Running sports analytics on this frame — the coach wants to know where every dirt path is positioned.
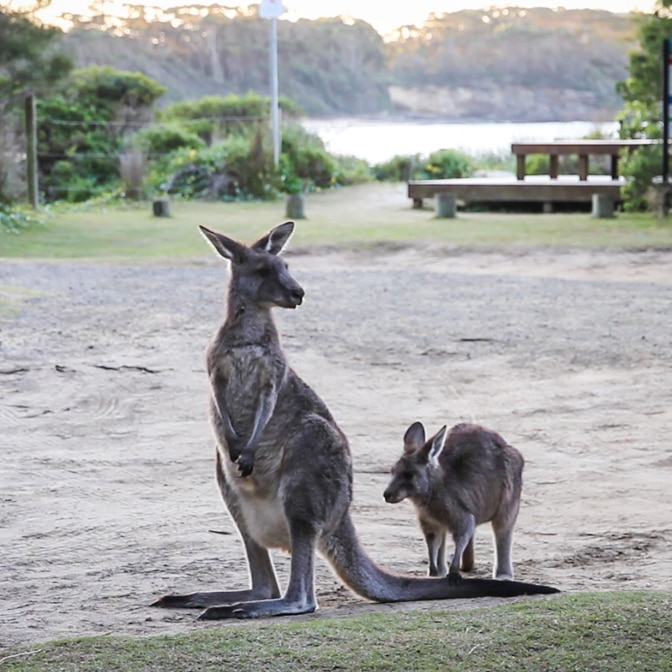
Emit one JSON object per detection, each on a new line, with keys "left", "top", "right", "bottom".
{"left": 1, "top": 246, "right": 671, "bottom": 648}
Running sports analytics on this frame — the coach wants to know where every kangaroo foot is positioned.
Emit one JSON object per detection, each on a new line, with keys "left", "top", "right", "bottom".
{"left": 447, "top": 571, "right": 462, "bottom": 585}
{"left": 152, "top": 590, "right": 260, "bottom": 609}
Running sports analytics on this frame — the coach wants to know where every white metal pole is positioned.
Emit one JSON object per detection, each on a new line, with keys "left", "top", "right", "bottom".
{"left": 270, "top": 16, "right": 280, "bottom": 166}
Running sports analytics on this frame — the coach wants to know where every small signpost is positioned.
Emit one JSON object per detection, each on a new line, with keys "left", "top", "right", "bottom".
{"left": 662, "top": 38, "right": 672, "bottom": 215}
{"left": 260, "top": 0, "right": 285, "bottom": 167}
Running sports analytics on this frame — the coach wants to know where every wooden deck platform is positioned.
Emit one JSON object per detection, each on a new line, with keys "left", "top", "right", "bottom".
{"left": 408, "top": 175, "right": 624, "bottom": 210}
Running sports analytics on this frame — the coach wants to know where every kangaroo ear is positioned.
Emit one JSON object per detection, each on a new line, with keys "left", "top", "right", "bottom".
{"left": 252, "top": 221, "right": 295, "bottom": 255}
{"left": 199, "top": 226, "right": 245, "bottom": 262}
{"left": 426, "top": 426, "right": 449, "bottom": 466}
{"left": 403, "top": 421, "right": 426, "bottom": 454}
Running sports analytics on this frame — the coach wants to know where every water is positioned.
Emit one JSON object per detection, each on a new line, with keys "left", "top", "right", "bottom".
{"left": 301, "top": 118, "right": 620, "bottom": 164}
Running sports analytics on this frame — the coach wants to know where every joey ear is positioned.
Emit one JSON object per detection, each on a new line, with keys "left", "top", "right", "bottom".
{"left": 199, "top": 226, "right": 245, "bottom": 262}
{"left": 252, "top": 221, "right": 295, "bottom": 255}
{"left": 426, "top": 426, "right": 449, "bottom": 466}
{"left": 403, "top": 421, "right": 426, "bottom": 454}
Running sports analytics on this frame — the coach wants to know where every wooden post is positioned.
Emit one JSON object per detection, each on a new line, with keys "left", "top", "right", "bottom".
{"left": 24, "top": 94, "right": 38, "bottom": 209}
{"left": 578, "top": 154, "right": 589, "bottom": 181}
{"left": 152, "top": 197, "right": 171, "bottom": 217}
{"left": 435, "top": 193, "right": 457, "bottom": 218}
{"left": 516, "top": 155, "right": 526, "bottom": 180}
{"left": 549, "top": 155, "right": 559, "bottom": 179}
{"left": 285, "top": 193, "right": 305, "bottom": 219}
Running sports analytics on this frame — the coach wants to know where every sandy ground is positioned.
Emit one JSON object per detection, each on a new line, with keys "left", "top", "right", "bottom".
{"left": 1, "top": 243, "right": 671, "bottom": 649}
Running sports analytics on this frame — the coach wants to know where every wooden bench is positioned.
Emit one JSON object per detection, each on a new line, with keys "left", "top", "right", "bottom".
{"left": 511, "top": 139, "right": 656, "bottom": 181}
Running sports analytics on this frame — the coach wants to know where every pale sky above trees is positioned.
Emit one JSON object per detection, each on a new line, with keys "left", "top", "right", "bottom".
{"left": 38, "top": 0, "right": 657, "bottom": 36}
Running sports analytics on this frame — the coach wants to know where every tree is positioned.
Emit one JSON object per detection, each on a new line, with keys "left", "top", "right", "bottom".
{"left": 0, "top": 3, "right": 73, "bottom": 203}
{"left": 616, "top": 0, "right": 672, "bottom": 210}
{"left": 0, "top": 3, "right": 72, "bottom": 107}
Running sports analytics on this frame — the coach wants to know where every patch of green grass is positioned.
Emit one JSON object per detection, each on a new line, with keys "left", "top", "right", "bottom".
{"left": 1, "top": 184, "right": 671, "bottom": 260}
{"left": 2, "top": 592, "right": 671, "bottom": 672}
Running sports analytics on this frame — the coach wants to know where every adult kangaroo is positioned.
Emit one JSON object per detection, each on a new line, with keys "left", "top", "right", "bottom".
{"left": 152, "top": 221, "right": 558, "bottom": 620}
{"left": 384, "top": 422, "right": 524, "bottom": 582}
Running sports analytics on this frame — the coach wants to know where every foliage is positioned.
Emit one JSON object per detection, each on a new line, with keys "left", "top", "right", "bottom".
{"left": 152, "top": 131, "right": 276, "bottom": 201}
{"left": 417, "top": 149, "right": 474, "bottom": 180}
{"left": 373, "top": 154, "right": 423, "bottom": 182}
{"left": 0, "top": 4, "right": 73, "bottom": 106}
{"left": 616, "top": 1, "right": 672, "bottom": 210}
{"left": 0, "top": 203, "right": 41, "bottom": 234}
{"left": 160, "top": 92, "right": 302, "bottom": 145}
{"left": 37, "top": 66, "right": 167, "bottom": 202}
{"left": 134, "top": 125, "right": 206, "bottom": 155}
{"left": 279, "top": 124, "right": 338, "bottom": 192}
{"left": 374, "top": 150, "right": 473, "bottom": 182}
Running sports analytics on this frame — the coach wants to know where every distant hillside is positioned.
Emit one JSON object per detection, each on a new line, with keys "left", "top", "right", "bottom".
{"left": 60, "top": 5, "right": 638, "bottom": 122}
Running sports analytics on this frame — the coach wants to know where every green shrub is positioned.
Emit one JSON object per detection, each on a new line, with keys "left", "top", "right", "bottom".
{"left": 134, "top": 125, "right": 205, "bottom": 155}
{"left": 620, "top": 143, "right": 664, "bottom": 212}
{"left": 154, "top": 129, "right": 276, "bottom": 200}
{"left": 373, "top": 154, "right": 422, "bottom": 182}
{"left": 280, "top": 124, "right": 337, "bottom": 192}
{"left": 0, "top": 203, "right": 41, "bottom": 233}
{"left": 417, "top": 149, "right": 474, "bottom": 180}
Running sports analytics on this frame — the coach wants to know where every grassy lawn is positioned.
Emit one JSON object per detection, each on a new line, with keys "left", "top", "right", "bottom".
{"left": 1, "top": 183, "right": 671, "bottom": 260}
{"left": 2, "top": 592, "right": 670, "bottom": 671}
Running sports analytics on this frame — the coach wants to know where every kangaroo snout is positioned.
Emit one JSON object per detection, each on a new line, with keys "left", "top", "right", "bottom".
{"left": 290, "top": 286, "right": 305, "bottom": 306}
{"left": 383, "top": 489, "right": 403, "bottom": 504}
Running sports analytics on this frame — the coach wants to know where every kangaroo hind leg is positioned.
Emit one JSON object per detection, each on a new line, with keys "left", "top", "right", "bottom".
{"left": 200, "top": 519, "right": 318, "bottom": 619}
{"left": 152, "top": 533, "right": 281, "bottom": 609}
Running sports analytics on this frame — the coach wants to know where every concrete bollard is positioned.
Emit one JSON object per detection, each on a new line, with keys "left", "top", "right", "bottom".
{"left": 435, "top": 193, "right": 457, "bottom": 218}
{"left": 592, "top": 193, "right": 614, "bottom": 218}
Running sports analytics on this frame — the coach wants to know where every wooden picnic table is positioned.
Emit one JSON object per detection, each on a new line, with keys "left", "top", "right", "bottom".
{"left": 511, "top": 139, "right": 656, "bottom": 181}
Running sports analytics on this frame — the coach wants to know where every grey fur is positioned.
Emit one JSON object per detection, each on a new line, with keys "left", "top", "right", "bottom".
{"left": 384, "top": 422, "right": 524, "bottom": 582}
{"left": 152, "top": 223, "right": 557, "bottom": 619}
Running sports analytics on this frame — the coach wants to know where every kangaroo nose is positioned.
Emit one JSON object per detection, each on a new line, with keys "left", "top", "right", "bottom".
{"left": 291, "top": 286, "right": 305, "bottom": 304}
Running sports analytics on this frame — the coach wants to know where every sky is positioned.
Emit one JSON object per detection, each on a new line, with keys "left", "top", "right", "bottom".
{"left": 33, "top": 0, "right": 659, "bottom": 35}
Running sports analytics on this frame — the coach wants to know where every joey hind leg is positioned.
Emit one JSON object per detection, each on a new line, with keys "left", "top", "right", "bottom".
{"left": 491, "top": 497, "right": 520, "bottom": 580}
{"left": 448, "top": 514, "right": 476, "bottom": 584}
{"left": 491, "top": 523, "right": 515, "bottom": 580}
{"left": 460, "top": 535, "right": 475, "bottom": 573}
{"left": 420, "top": 519, "right": 447, "bottom": 577}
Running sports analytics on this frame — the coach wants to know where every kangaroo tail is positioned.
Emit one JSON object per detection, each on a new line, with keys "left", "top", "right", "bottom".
{"left": 319, "top": 513, "right": 559, "bottom": 602}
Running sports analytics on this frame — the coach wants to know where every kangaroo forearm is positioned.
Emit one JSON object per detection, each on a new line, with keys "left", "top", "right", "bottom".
{"left": 211, "top": 386, "right": 240, "bottom": 450}
{"left": 243, "top": 388, "right": 276, "bottom": 453}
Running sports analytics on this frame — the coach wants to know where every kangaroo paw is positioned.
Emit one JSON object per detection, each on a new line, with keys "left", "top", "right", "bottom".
{"left": 237, "top": 453, "right": 254, "bottom": 477}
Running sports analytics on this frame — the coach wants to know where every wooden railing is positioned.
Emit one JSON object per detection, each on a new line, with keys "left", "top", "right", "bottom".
{"left": 511, "top": 139, "right": 657, "bottom": 181}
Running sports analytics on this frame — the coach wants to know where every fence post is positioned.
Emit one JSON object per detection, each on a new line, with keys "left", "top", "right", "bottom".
{"left": 24, "top": 94, "right": 38, "bottom": 209}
